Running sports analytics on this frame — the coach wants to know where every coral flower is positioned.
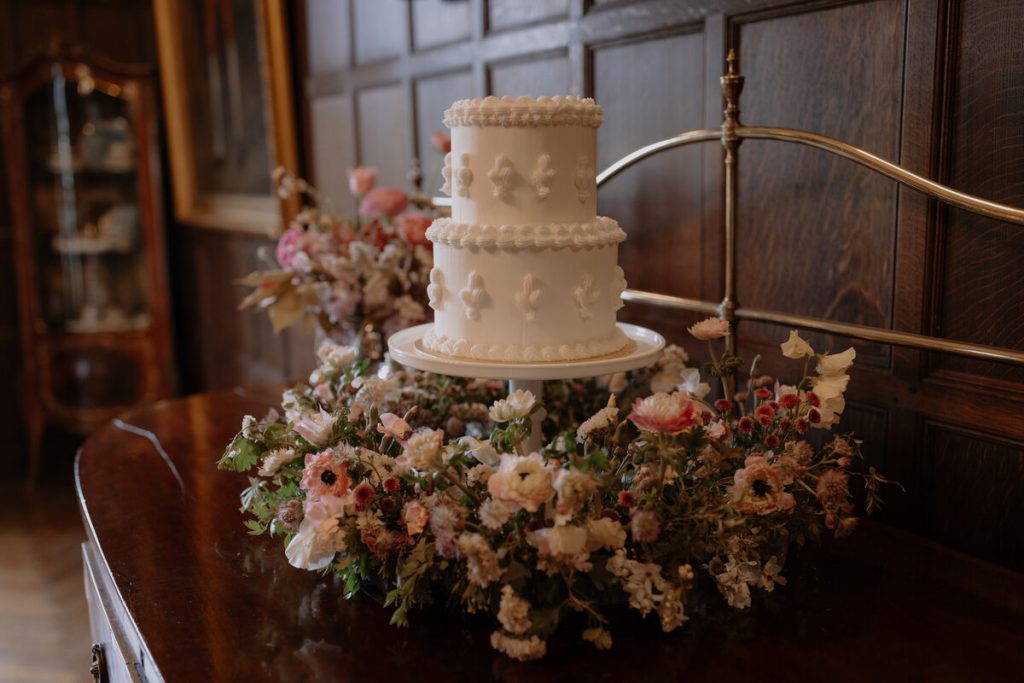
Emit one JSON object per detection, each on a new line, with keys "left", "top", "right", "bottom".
{"left": 395, "top": 211, "right": 433, "bottom": 247}
{"left": 778, "top": 393, "right": 800, "bottom": 410}
{"left": 347, "top": 166, "right": 377, "bottom": 196}
{"left": 687, "top": 317, "right": 730, "bottom": 340}
{"left": 628, "top": 393, "right": 699, "bottom": 434}
{"left": 430, "top": 130, "right": 451, "bottom": 154}
{"left": 359, "top": 186, "right": 409, "bottom": 218}
{"left": 729, "top": 455, "right": 795, "bottom": 515}
{"left": 300, "top": 450, "right": 351, "bottom": 501}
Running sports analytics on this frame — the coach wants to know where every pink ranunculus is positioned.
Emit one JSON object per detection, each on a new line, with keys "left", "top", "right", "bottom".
{"left": 359, "top": 187, "right": 409, "bottom": 218}
{"left": 275, "top": 227, "right": 304, "bottom": 268}
{"left": 347, "top": 166, "right": 377, "bottom": 197}
{"left": 627, "top": 393, "right": 699, "bottom": 434}
{"left": 430, "top": 130, "right": 451, "bottom": 154}
{"left": 394, "top": 211, "right": 433, "bottom": 247}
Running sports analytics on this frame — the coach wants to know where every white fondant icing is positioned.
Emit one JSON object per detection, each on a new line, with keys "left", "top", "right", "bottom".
{"left": 458, "top": 271, "right": 487, "bottom": 321}
{"left": 574, "top": 156, "right": 594, "bottom": 204}
{"left": 425, "top": 217, "right": 625, "bottom": 249}
{"left": 531, "top": 153, "right": 556, "bottom": 200}
{"left": 444, "top": 96, "right": 603, "bottom": 128}
{"left": 427, "top": 267, "right": 445, "bottom": 311}
{"left": 456, "top": 153, "right": 473, "bottom": 198}
{"left": 514, "top": 273, "right": 543, "bottom": 322}
{"left": 611, "top": 266, "right": 627, "bottom": 312}
{"left": 488, "top": 154, "right": 515, "bottom": 200}
{"left": 422, "top": 326, "right": 628, "bottom": 363}
{"left": 573, "top": 274, "right": 599, "bottom": 320}
{"left": 440, "top": 153, "right": 452, "bottom": 196}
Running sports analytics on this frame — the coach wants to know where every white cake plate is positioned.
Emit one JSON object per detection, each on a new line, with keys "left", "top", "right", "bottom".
{"left": 388, "top": 322, "right": 665, "bottom": 451}
{"left": 387, "top": 322, "right": 665, "bottom": 381}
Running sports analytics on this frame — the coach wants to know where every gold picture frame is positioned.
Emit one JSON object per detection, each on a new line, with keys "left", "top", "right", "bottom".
{"left": 154, "top": 0, "right": 299, "bottom": 233}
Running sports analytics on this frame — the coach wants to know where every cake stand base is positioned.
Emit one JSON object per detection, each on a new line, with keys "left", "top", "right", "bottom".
{"left": 388, "top": 322, "right": 665, "bottom": 451}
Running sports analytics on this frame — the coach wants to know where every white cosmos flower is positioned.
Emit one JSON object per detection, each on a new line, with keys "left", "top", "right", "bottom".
{"left": 489, "top": 389, "right": 536, "bottom": 422}
{"left": 677, "top": 366, "right": 711, "bottom": 400}
{"left": 285, "top": 496, "right": 349, "bottom": 570}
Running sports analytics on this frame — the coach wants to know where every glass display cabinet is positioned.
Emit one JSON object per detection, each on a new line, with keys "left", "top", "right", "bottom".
{"left": 2, "top": 54, "right": 176, "bottom": 479}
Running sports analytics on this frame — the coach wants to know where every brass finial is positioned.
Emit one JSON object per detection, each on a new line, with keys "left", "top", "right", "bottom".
{"left": 726, "top": 49, "right": 738, "bottom": 77}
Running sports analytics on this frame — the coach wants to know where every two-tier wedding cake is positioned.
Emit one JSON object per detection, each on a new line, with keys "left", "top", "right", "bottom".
{"left": 423, "top": 96, "right": 629, "bottom": 362}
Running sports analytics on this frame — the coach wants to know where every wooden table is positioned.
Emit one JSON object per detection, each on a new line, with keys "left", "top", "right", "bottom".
{"left": 77, "top": 390, "right": 1024, "bottom": 682}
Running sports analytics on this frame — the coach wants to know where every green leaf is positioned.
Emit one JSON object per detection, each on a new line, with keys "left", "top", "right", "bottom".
{"left": 218, "top": 435, "right": 264, "bottom": 472}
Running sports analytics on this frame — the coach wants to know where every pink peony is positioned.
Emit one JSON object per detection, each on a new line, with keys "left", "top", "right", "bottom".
{"left": 394, "top": 211, "right": 433, "bottom": 247}
{"left": 431, "top": 130, "right": 451, "bottom": 154}
{"left": 359, "top": 187, "right": 408, "bottom": 218}
{"left": 628, "top": 393, "right": 700, "bottom": 434}
{"left": 729, "top": 455, "right": 795, "bottom": 515}
{"left": 300, "top": 450, "right": 350, "bottom": 501}
{"left": 687, "top": 317, "right": 730, "bottom": 340}
{"left": 275, "top": 227, "right": 304, "bottom": 268}
{"left": 347, "top": 166, "right": 377, "bottom": 196}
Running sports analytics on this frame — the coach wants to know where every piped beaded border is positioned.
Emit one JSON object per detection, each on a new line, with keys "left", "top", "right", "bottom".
{"left": 444, "top": 96, "right": 604, "bottom": 128}
{"left": 426, "top": 217, "right": 625, "bottom": 249}
{"left": 422, "top": 327, "right": 629, "bottom": 362}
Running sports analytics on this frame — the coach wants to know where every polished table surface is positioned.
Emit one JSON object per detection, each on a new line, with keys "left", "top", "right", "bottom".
{"left": 77, "top": 390, "right": 1024, "bottom": 682}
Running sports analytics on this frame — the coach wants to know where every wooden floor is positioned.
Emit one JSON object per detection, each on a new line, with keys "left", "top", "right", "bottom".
{"left": 0, "top": 477, "right": 92, "bottom": 683}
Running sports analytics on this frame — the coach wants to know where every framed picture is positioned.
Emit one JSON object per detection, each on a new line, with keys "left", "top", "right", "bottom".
{"left": 154, "top": 0, "right": 299, "bottom": 232}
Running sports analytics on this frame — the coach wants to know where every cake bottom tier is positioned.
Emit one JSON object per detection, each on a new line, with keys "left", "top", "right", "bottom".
{"left": 422, "top": 325, "right": 629, "bottom": 362}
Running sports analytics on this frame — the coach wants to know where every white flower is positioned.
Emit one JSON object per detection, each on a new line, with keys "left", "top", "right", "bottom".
{"left": 478, "top": 498, "right": 513, "bottom": 530}
{"left": 281, "top": 389, "right": 303, "bottom": 423}
{"left": 316, "top": 340, "right": 358, "bottom": 371}
{"left": 817, "top": 347, "right": 856, "bottom": 376}
{"left": 285, "top": 496, "right": 349, "bottom": 570}
{"left": 293, "top": 408, "right": 335, "bottom": 446}
{"left": 677, "top": 366, "right": 711, "bottom": 400}
{"left": 585, "top": 517, "right": 626, "bottom": 552}
{"left": 402, "top": 428, "right": 444, "bottom": 471}
{"left": 780, "top": 330, "right": 814, "bottom": 359}
{"left": 582, "top": 627, "right": 613, "bottom": 650}
{"left": 605, "top": 549, "right": 670, "bottom": 615}
{"left": 490, "top": 632, "right": 546, "bottom": 661}
{"left": 487, "top": 453, "right": 555, "bottom": 512}
{"left": 377, "top": 412, "right": 412, "bottom": 441}
{"left": 659, "top": 591, "right": 688, "bottom": 632}
{"left": 650, "top": 345, "right": 689, "bottom": 393}
{"left": 576, "top": 396, "right": 619, "bottom": 441}
{"left": 489, "top": 389, "right": 536, "bottom": 422}
{"left": 687, "top": 317, "right": 730, "bottom": 340}
{"left": 241, "top": 415, "right": 258, "bottom": 439}
{"left": 258, "top": 447, "right": 300, "bottom": 476}
{"left": 497, "top": 585, "right": 532, "bottom": 635}
{"left": 598, "top": 371, "right": 628, "bottom": 393}
{"left": 552, "top": 468, "right": 596, "bottom": 521}
{"left": 457, "top": 533, "right": 503, "bottom": 588}
{"left": 528, "top": 524, "right": 588, "bottom": 559}
{"left": 465, "top": 463, "right": 496, "bottom": 486}
{"left": 348, "top": 377, "right": 400, "bottom": 422}
{"left": 458, "top": 436, "right": 501, "bottom": 466}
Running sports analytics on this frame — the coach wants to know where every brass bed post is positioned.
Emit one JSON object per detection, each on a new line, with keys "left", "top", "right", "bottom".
{"left": 720, "top": 50, "right": 744, "bottom": 396}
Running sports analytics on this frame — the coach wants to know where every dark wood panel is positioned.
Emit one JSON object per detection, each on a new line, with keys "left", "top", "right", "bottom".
{"left": 593, "top": 31, "right": 706, "bottom": 343}
{"left": 735, "top": 0, "right": 905, "bottom": 369}
{"left": 489, "top": 51, "right": 572, "bottom": 96}
{"left": 934, "top": 0, "right": 1024, "bottom": 388}
{"left": 309, "top": 94, "right": 358, "bottom": 214}
{"left": 921, "top": 423, "right": 1024, "bottom": 570}
{"left": 305, "top": 0, "right": 351, "bottom": 75}
{"left": 412, "top": 0, "right": 472, "bottom": 51}
{"left": 355, "top": 83, "right": 413, "bottom": 186}
{"left": 352, "top": 0, "right": 407, "bottom": 66}
{"left": 488, "top": 0, "right": 569, "bottom": 32}
{"left": 414, "top": 70, "right": 473, "bottom": 195}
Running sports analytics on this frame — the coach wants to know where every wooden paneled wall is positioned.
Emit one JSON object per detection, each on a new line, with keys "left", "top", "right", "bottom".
{"left": 296, "top": 0, "right": 1024, "bottom": 570}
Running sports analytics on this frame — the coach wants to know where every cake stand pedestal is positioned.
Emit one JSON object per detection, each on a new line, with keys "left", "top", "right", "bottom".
{"left": 388, "top": 322, "right": 666, "bottom": 451}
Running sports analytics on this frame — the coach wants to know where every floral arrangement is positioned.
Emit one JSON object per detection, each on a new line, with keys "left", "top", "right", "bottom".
{"left": 239, "top": 133, "right": 450, "bottom": 357}
{"left": 219, "top": 322, "right": 895, "bottom": 661}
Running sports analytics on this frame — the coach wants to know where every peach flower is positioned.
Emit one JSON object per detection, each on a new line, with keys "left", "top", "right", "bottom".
{"left": 628, "top": 393, "right": 700, "bottom": 434}
{"left": 729, "top": 455, "right": 795, "bottom": 515}
{"left": 300, "top": 450, "right": 350, "bottom": 501}
{"left": 394, "top": 211, "right": 433, "bottom": 247}
{"left": 687, "top": 317, "right": 730, "bottom": 340}
{"left": 431, "top": 130, "right": 451, "bottom": 154}
{"left": 359, "top": 186, "right": 408, "bottom": 218}
{"left": 347, "top": 166, "right": 377, "bottom": 196}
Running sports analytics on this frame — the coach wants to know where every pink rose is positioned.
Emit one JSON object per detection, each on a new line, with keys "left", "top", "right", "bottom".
{"left": 347, "top": 166, "right": 377, "bottom": 197}
{"left": 430, "top": 130, "right": 451, "bottom": 154}
{"left": 275, "top": 227, "right": 304, "bottom": 268}
{"left": 395, "top": 211, "right": 433, "bottom": 247}
{"left": 359, "top": 187, "right": 409, "bottom": 218}
{"left": 627, "top": 393, "right": 699, "bottom": 434}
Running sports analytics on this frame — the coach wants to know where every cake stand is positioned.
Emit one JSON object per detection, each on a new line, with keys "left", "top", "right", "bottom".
{"left": 388, "top": 322, "right": 665, "bottom": 451}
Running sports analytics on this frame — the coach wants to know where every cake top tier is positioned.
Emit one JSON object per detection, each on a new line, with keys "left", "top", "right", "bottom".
{"left": 444, "top": 96, "right": 603, "bottom": 128}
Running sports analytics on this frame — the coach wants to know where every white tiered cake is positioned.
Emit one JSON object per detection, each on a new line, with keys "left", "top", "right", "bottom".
{"left": 423, "top": 96, "right": 629, "bottom": 362}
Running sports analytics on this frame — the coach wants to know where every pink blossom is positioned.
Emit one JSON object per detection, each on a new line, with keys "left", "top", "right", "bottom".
{"left": 815, "top": 469, "right": 850, "bottom": 506}
{"left": 275, "top": 227, "right": 304, "bottom": 268}
{"left": 359, "top": 187, "right": 409, "bottom": 218}
{"left": 729, "top": 455, "right": 795, "bottom": 515}
{"left": 377, "top": 412, "right": 412, "bottom": 442}
{"left": 347, "top": 166, "right": 377, "bottom": 196}
{"left": 402, "top": 500, "right": 429, "bottom": 536}
{"left": 300, "top": 450, "right": 350, "bottom": 501}
{"left": 395, "top": 211, "right": 433, "bottom": 247}
{"left": 431, "top": 130, "right": 451, "bottom": 154}
{"left": 628, "top": 393, "right": 700, "bottom": 434}
{"left": 630, "top": 509, "right": 661, "bottom": 543}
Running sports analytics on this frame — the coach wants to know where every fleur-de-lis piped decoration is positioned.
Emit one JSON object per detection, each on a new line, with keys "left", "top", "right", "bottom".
{"left": 531, "top": 153, "right": 556, "bottom": 200}
{"left": 488, "top": 154, "right": 516, "bottom": 200}
{"left": 459, "top": 271, "right": 487, "bottom": 321}
{"left": 440, "top": 153, "right": 453, "bottom": 196}
{"left": 573, "top": 274, "right": 599, "bottom": 320}
{"left": 456, "top": 153, "right": 473, "bottom": 198}
{"left": 574, "top": 155, "right": 595, "bottom": 203}
{"left": 611, "top": 266, "right": 627, "bottom": 311}
{"left": 514, "top": 273, "right": 543, "bottom": 322}
{"left": 427, "top": 267, "right": 445, "bottom": 311}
